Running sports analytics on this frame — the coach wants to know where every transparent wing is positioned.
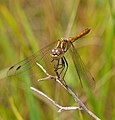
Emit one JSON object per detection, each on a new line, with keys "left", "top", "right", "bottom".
{"left": 7, "top": 41, "right": 57, "bottom": 77}
{"left": 69, "top": 42, "right": 95, "bottom": 89}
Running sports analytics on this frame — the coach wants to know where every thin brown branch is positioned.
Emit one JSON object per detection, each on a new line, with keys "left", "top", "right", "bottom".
{"left": 33, "top": 62, "right": 101, "bottom": 120}
{"left": 30, "top": 87, "right": 81, "bottom": 112}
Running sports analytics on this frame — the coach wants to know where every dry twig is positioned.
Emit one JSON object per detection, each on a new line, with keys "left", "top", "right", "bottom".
{"left": 30, "top": 62, "right": 100, "bottom": 120}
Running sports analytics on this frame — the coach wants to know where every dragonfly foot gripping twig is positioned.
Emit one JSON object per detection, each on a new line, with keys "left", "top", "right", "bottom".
{"left": 30, "top": 62, "right": 101, "bottom": 120}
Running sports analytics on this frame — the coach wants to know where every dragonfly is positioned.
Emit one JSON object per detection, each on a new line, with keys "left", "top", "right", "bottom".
{"left": 7, "top": 28, "right": 94, "bottom": 88}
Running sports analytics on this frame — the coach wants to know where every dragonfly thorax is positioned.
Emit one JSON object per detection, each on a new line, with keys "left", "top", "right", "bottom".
{"left": 50, "top": 48, "right": 64, "bottom": 60}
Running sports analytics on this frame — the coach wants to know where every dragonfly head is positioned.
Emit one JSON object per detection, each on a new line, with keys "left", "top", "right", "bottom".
{"left": 50, "top": 48, "right": 64, "bottom": 59}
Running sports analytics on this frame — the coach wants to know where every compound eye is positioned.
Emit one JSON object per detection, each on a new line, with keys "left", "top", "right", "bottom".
{"left": 56, "top": 49, "right": 61, "bottom": 55}
{"left": 56, "top": 49, "right": 58, "bottom": 53}
{"left": 52, "top": 49, "right": 55, "bottom": 53}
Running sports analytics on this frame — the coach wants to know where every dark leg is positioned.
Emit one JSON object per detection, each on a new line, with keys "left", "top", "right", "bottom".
{"left": 55, "top": 58, "right": 65, "bottom": 78}
{"left": 59, "top": 57, "right": 65, "bottom": 76}
{"left": 62, "top": 56, "right": 68, "bottom": 79}
{"left": 51, "top": 58, "right": 61, "bottom": 77}
{"left": 50, "top": 57, "right": 68, "bottom": 79}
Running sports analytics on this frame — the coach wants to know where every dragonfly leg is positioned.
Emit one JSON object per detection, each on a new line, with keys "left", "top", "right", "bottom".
{"left": 58, "top": 57, "right": 65, "bottom": 76}
{"left": 51, "top": 59, "right": 61, "bottom": 77}
{"left": 50, "top": 57, "right": 68, "bottom": 79}
{"left": 55, "top": 59, "right": 64, "bottom": 77}
{"left": 61, "top": 56, "right": 68, "bottom": 79}
{"left": 57, "top": 56, "right": 68, "bottom": 79}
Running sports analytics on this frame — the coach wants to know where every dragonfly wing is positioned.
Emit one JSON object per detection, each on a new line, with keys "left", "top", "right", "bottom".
{"left": 69, "top": 42, "right": 95, "bottom": 89}
{"left": 7, "top": 41, "right": 57, "bottom": 77}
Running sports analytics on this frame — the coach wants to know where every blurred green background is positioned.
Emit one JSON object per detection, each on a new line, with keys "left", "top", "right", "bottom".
{"left": 0, "top": 0, "right": 115, "bottom": 120}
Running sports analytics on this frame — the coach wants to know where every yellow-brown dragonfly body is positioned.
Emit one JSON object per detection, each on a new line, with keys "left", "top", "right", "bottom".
{"left": 8, "top": 28, "right": 94, "bottom": 88}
